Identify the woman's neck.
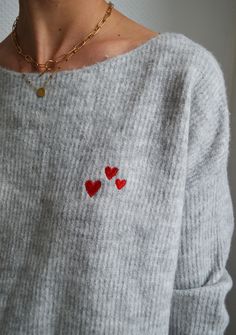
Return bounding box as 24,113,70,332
17,0,114,64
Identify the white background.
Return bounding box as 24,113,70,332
0,0,235,334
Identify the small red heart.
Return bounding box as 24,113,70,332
115,179,126,190
85,180,101,197
105,166,119,180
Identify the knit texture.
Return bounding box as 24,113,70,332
0,31,234,335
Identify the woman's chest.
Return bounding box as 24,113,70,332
0,74,190,244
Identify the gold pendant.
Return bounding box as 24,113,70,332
37,87,45,97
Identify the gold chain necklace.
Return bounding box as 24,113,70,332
11,1,114,97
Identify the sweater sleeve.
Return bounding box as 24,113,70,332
168,49,235,335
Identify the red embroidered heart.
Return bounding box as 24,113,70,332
105,166,119,180
115,179,126,190
85,180,101,197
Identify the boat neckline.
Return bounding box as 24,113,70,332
0,31,169,77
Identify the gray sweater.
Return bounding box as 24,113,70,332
0,31,234,335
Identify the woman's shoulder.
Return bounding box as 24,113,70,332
158,31,224,80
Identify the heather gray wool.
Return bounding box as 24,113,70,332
0,32,235,335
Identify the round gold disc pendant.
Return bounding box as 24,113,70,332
37,87,45,97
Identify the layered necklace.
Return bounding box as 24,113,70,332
10,1,114,97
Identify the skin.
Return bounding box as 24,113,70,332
0,0,160,73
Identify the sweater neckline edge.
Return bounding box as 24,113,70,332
0,31,170,78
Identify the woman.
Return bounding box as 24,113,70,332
0,0,234,334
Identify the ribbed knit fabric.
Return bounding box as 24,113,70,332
0,32,235,335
